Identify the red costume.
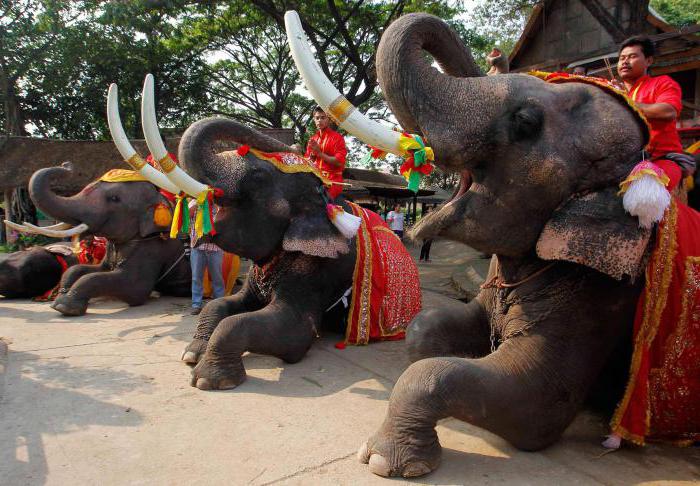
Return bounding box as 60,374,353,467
305,127,347,198
344,202,421,345
611,75,700,445
629,75,684,190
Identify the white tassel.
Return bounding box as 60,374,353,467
327,204,361,238
622,173,671,228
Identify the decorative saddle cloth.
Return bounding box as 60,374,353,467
343,202,422,345
612,198,700,445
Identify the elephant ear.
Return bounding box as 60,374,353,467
536,188,652,280
283,212,350,259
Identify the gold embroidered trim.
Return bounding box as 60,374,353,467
327,95,355,124
126,153,146,170
158,155,177,173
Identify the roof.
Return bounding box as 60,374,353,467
0,136,179,193
508,1,699,75
0,128,296,193
342,168,435,199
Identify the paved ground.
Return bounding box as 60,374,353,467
1,241,699,485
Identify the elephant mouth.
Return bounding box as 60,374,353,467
407,169,472,242
445,169,472,207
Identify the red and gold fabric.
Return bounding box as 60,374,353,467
344,202,422,345
203,252,241,297
611,198,700,445
305,127,347,198
77,236,108,265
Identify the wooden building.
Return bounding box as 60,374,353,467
508,0,699,143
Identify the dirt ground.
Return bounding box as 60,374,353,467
1,241,699,485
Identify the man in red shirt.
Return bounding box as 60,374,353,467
617,35,685,190
305,106,348,199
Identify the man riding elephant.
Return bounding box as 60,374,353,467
284,10,700,478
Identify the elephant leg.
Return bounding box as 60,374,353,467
182,283,262,364
359,338,587,478
406,294,492,362
190,302,318,390
57,263,105,290
52,269,155,316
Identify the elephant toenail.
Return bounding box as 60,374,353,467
357,442,370,463
402,461,432,478
368,454,391,477
218,379,239,390
182,351,198,363
196,378,213,390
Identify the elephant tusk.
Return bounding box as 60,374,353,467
285,11,403,155
3,220,88,238
106,83,181,195
141,74,208,198
32,222,89,238
4,220,40,234
22,221,72,232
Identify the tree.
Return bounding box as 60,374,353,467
651,0,700,27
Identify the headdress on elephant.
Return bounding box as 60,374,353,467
236,144,361,239
98,169,173,229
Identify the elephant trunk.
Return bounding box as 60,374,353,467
28,164,89,226
178,117,294,186
376,13,510,170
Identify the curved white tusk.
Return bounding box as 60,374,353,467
285,11,403,155
32,223,89,238
4,220,39,234
107,84,181,194
3,220,88,238
141,74,208,198
22,222,72,232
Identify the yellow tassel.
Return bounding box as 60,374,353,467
170,197,183,239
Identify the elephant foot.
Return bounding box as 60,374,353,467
358,426,441,478
181,338,208,364
190,356,246,391
51,295,88,316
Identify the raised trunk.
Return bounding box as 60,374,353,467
376,13,510,170
28,165,89,226
178,117,294,186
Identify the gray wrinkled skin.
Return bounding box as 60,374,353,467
0,244,79,298
177,118,360,390
28,164,190,316
359,13,650,478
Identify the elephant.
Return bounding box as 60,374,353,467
26,163,191,316
0,242,79,298
284,11,663,478
116,74,421,390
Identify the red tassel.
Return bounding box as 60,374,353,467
237,145,250,156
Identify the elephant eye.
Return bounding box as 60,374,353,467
107,195,120,203
511,105,543,141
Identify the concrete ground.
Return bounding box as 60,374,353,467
1,241,699,485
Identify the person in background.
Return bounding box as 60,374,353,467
386,203,405,239
305,106,348,199
419,205,434,262
189,200,225,315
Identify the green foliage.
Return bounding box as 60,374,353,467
651,0,700,26
1,233,54,252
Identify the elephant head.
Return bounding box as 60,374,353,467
286,11,651,279
106,76,351,263
28,163,172,244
